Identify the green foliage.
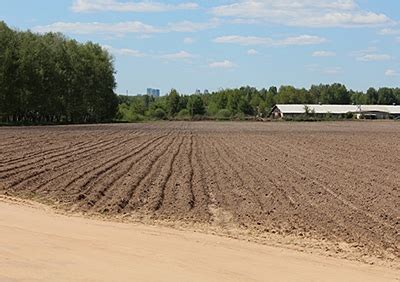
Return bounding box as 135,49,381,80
178,108,190,116
176,109,191,120
2,19,399,125
167,89,182,116
366,87,378,104
216,109,232,120
117,103,144,122
116,83,400,123
0,21,118,124
378,88,396,105
187,95,206,116
233,112,245,121
152,108,167,120
238,96,253,115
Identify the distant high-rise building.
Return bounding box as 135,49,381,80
204,89,209,95
195,89,201,95
147,88,160,97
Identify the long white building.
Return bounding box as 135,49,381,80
271,104,400,119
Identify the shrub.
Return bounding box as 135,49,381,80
178,109,190,117
233,112,245,121
152,108,167,120
216,109,232,120
174,109,191,121
128,114,145,122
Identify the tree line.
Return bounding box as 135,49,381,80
1,21,399,124
118,84,400,121
0,21,118,124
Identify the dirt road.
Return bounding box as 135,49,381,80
0,198,398,282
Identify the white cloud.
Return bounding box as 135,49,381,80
33,19,217,35
209,60,236,69
306,64,319,72
160,51,196,60
102,45,146,57
168,19,219,32
323,66,342,74
351,47,392,62
33,21,161,35
385,69,399,77
213,35,269,45
379,28,400,35
72,0,198,13
350,46,377,55
312,51,336,57
307,64,342,75
247,49,259,55
183,37,196,44
211,0,392,28
102,46,196,61
213,35,326,46
357,54,391,62
279,35,327,45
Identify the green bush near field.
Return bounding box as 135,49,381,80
216,109,232,120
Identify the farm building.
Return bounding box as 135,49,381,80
271,104,400,119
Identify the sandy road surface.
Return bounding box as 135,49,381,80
0,198,398,282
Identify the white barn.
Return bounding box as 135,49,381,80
271,104,400,119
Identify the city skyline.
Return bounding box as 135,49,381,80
2,0,400,95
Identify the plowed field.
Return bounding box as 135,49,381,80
1,122,399,264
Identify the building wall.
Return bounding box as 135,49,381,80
356,112,390,119
271,105,395,120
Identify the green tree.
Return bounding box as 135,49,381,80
167,89,181,116
0,22,118,124
188,95,206,116
377,88,395,105
366,87,378,104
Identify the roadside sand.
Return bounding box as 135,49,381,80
0,197,398,282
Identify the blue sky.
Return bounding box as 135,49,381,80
1,0,400,95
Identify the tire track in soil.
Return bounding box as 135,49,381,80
196,134,235,227
0,138,90,172
218,134,314,233
275,136,399,202
80,133,177,212
212,135,267,226
233,135,398,257
63,133,168,201
24,133,154,200
271,146,399,254
188,133,212,222
187,133,195,209
0,136,119,176
0,130,141,167
197,134,248,228
0,132,94,160
21,134,149,196
152,135,185,213
2,134,143,189
106,134,181,213
0,132,102,163
250,136,397,231
160,133,196,219
224,134,355,237
118,134,182,215
124,133,198,221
